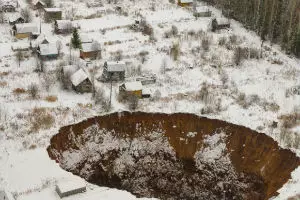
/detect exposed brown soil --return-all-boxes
[47,112,300,200]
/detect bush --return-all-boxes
[13,88,26,95]
[233,47,248,66]
[218,37,227,46]
[249,48,260,59]
[229,35,238,44]
[201,37,211,52]
[29,108,55,132]
[45,95,58,102]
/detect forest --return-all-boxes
[202,0,300,57]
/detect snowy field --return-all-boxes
[0,0,300,199]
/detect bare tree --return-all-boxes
[28,83,39,99]
[0,12,5,24]
[160,57,167,74]
[15,51,23,68]
[56,40,63,56]
[127,93,139,110]
[21,7,32,23]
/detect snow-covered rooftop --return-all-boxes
[39,43,58,56]
[56,177,86,195]
[106,61,125,72]
[123,81,143,91]
[33,0,45,6]
[195,6,210,13]
[15,23,39,34]
[44,8,62,12]
[216,18,230,25]
[80,34,93,44]
[55,20,73,30]
[71,69,90,87]
[63,65,79,77]
[81,42,101,52]
[180,0,193,3]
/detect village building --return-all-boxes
[119,81,143,98]
[177,0,193,7]
[80,42,101,60]
[12,23,39,39]
[212,18,230,32]
[54,20,73,34]
[9,15,25,25]
[70,68,92,93]
[37,43,59,60]
[55,178,86,198]
[102,61,125,82]
[44,8,62,21]
[193,6,212,17]
[31,33,49,50]
[136,74,157,85]
[0,0,18,12]
[33,0,45,10]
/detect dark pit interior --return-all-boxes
[47,112,300,200]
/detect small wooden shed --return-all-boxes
[212,18,230,32]
[193,6,212,17]
[54,20,73,34]
[70,68,92,93]
[9,15,25,25]
[37,43,59,60]
[102,61,125,82]
[80,42,101,60]
[44,8,62,21]
[12,23,39,39]
[56,178,86,198]
[119,81,143,98]
[177,0,193,7]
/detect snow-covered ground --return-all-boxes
[0,0,300,199]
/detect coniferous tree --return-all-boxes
[71,28,81,49]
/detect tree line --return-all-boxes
[202,0,300,57]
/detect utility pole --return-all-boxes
[109,77,112,109]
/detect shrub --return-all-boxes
[201,37,211,52]
[29,108,55,132]
[28,84,39,99]
[218,37,227,46]
[233,47,248,66]
[13,88,26,94]
[45,95,58,102]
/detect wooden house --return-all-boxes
[56,178,86,198]
[9,15,25,25]
[119,81,143,98]
[193,6,211,17]
[44,8,62,21]
[70,69,92,93]
[0,0,18,12]
[80,42,101,60]
[37,43,59,60]
[102,61,125,82]
[12,23,39,39]
[212,18,230,32]
[54,20,73,34]
[177,0,193,7]
[33,0,45,10]
[31,33,49,50]
[11,43,30,51]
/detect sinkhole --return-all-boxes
[47,112,300,200]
